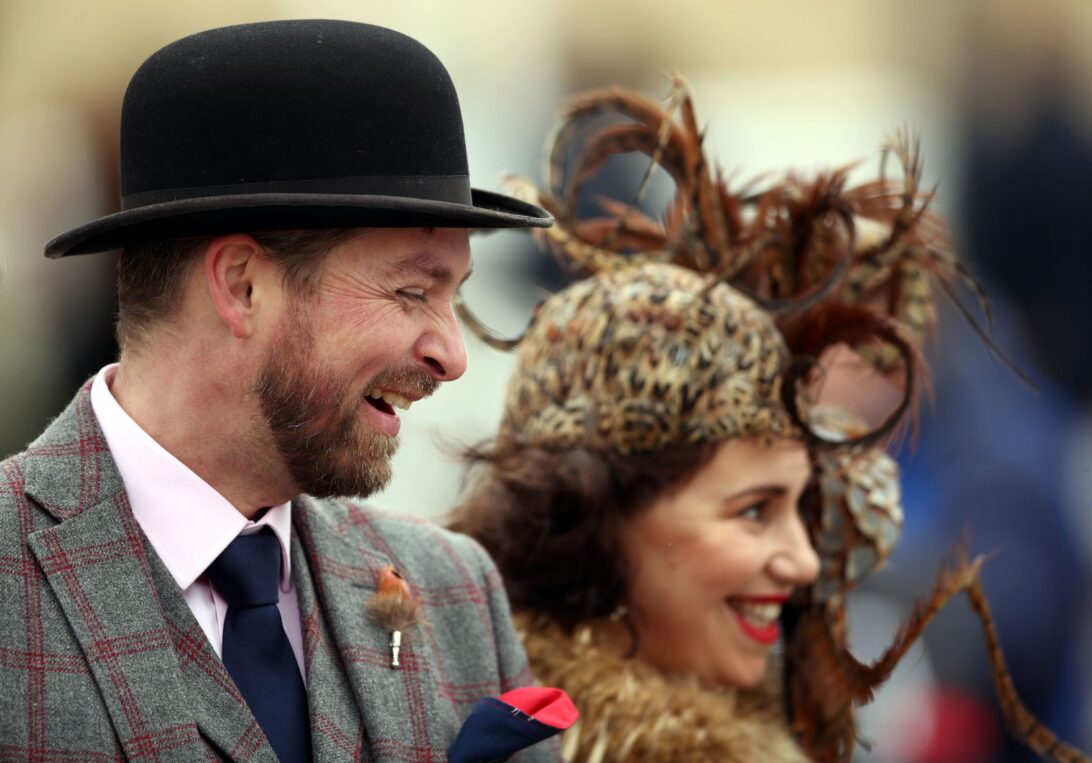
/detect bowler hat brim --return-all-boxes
[45,188,552,258]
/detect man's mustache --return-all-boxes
[362,366,439,400]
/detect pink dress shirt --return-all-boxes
[90,364,305,678]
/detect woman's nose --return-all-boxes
[768,511,821,586]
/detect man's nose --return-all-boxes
[416,313,469,382]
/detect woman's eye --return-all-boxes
[398,287,427,302]
[738,501,767,522]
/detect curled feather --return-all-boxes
[784,545,1091,763]
[367,565,421,633]
[453,292,528,352]
[778,302,925,448]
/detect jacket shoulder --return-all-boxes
[0,450,27,494]
[301,496,496,586]
[0,447,126,757]
[0,450,56,550]
[0,452,31,550]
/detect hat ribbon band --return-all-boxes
[121,174,472,210]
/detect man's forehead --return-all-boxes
[343,227,472,284]
[388,250,474,287]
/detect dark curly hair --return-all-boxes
[448,439,720,629]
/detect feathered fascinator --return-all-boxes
[458,77,1088,763]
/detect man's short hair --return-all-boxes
[116,229,359,350]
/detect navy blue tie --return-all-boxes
[205,530,312,762]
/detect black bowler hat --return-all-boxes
[45,19,552,258]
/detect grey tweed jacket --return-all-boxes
[0,383,559,762]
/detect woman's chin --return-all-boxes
[714,653,770,689]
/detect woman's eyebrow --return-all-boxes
[723,485,787,502]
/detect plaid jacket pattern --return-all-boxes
[0,383,559,762]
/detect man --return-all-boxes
[0,20,559,762]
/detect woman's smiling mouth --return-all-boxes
[727,595,788,645]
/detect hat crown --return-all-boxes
[45,19,552,258]
[500,264,797,453]
[120,20,468,199]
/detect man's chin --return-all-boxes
[294,441,396,499]
[297,470,390,500]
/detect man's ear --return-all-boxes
[204,234,266,339]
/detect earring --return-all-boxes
[609,604,640,659]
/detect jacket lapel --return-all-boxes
[291,528,370,760]
[22,387,277,761]
[145,534,278,761]
[293,497,457,763]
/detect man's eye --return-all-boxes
[398,288,427,302]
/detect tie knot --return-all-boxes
[205,530,282,608]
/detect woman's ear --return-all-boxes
[203,234,265,339]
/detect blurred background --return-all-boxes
[1,1,1089,760]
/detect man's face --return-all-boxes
[253,227,471,498]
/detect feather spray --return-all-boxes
[367,566,421,669]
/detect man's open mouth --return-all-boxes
[365,390,414,414]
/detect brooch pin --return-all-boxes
[367,565,421,669]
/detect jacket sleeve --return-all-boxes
[455,532,565,763]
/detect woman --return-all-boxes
[450,80,1087,763]
[454,264,829,762]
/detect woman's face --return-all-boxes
[621,437,819,688]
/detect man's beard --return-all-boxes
[253,310,437,499]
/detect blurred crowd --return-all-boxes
[1,1,1089,760]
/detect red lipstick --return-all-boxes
[732,611,780,645]
[728,594,788,646]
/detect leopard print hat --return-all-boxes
[496,262,799,453]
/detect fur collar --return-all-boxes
[516,612,812,762]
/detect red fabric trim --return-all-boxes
[499,686,579,729]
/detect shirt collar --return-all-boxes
[90,364,293,591]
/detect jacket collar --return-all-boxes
[23,382,123,522]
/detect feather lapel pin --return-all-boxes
[367,565,421,669]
